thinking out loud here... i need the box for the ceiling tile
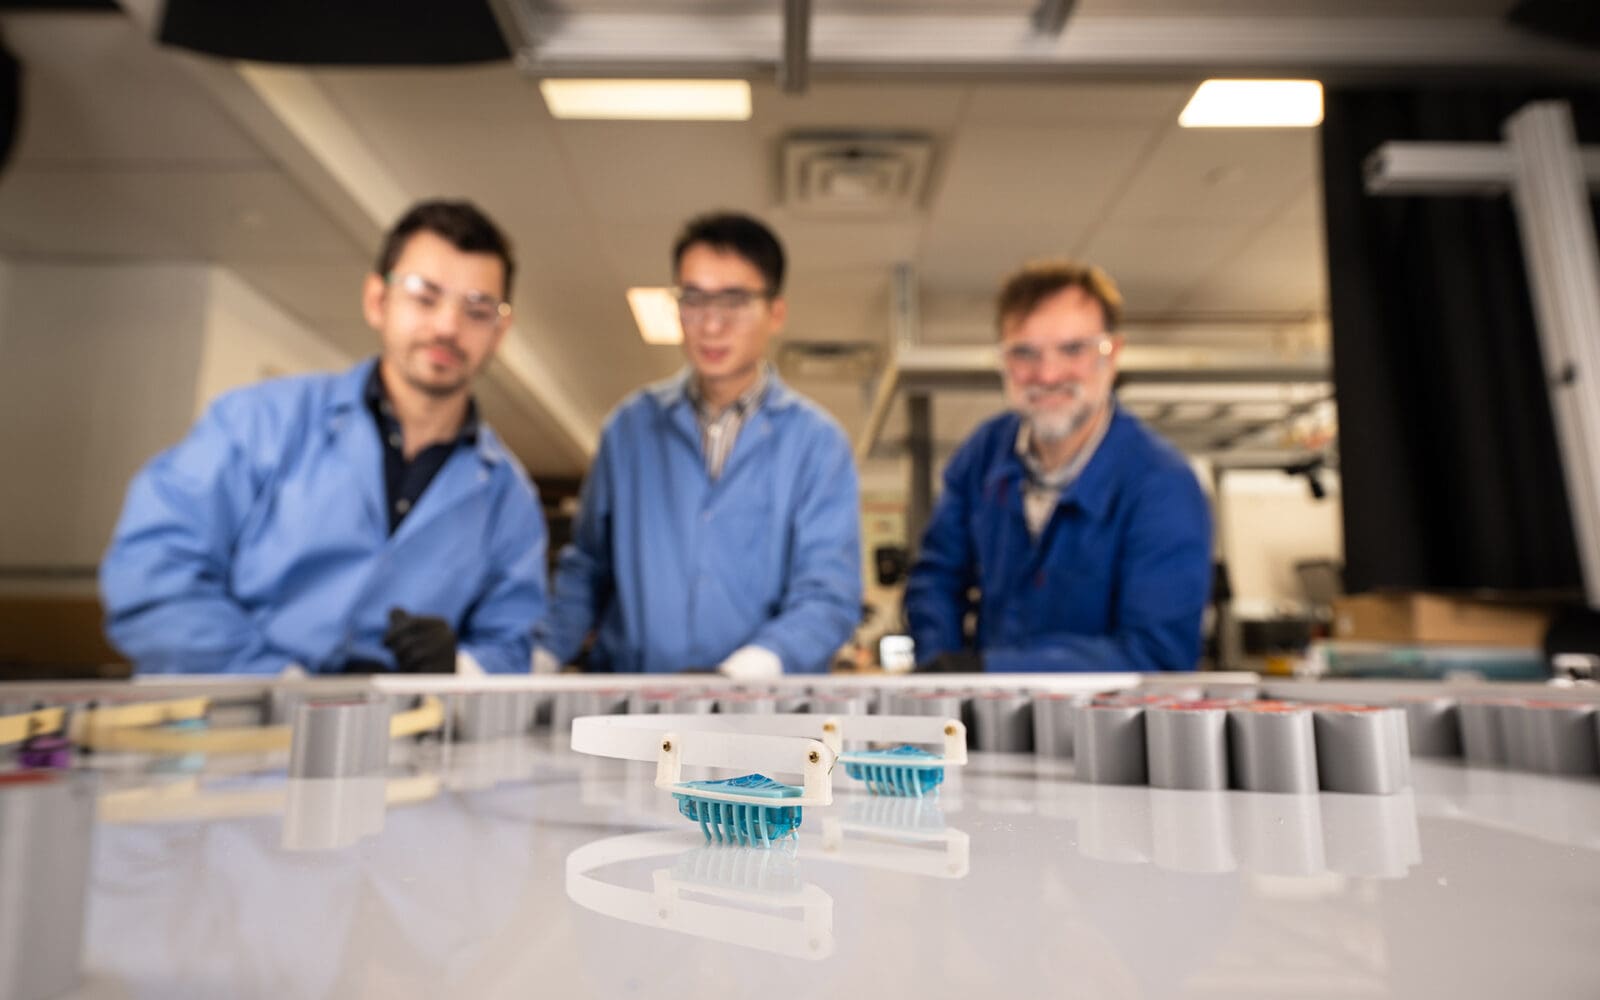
[930,124,1159,228]
[555,121,770,223]
[1101,125,1318,227]
[1172,223,1327,314]
[314,65,583,222]
[1078,222,1252,315]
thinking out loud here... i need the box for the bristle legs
[844,761,943,797]
[678,796,799,846]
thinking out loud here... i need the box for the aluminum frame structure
[1365,101,1600,608]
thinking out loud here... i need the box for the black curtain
[0,33,17,175]
[1322,88,1599,594]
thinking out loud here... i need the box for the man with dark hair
[904,259,1212,672]
[101,200,546,674]
[535,211,861,677]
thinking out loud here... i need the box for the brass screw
[662,740,672,752]
[822,722,837,733]
[808,750,820,764]
[944,724,957,736]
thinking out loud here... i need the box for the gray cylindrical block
[1229,705,1319,794]
[719,694,776,715]
[1510,702,1600,776]
[1032,694,1080,759]
[676,693,718,715]
[971,692,1033,753]
[550,691,580,735]
[1313,706,1410,794]
[903,692,965,721]
[1074,704,1147,785]
[1146,705,1230,790]
[811,694,868,717]
[290,698,389,779]
[1399,697,1462,757]
[885,690,932,716]
[628,689,677,714]
[509,691,541,735]
[552,689,629,734]
[454,692,505,742]
[1459,700,1510,765]
[776,694,811,713]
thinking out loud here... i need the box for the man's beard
[1007,378,1093,443]
[403,341,472,398]
[1028,403,1092,443]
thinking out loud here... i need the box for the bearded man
[904,260,1212,673]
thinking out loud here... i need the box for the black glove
[383,608,457,674]
[917,650,984,674]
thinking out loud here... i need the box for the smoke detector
[781,132,935,217]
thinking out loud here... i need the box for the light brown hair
[995,259,1123,336]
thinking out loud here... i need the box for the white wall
[0,259,350,577]
[194,268,352,412]
[0,262,210,572]
[0,260,10,356]
[1218,469,1343,614]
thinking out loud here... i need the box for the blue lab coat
[905,406,1212,672]
[537,371,861,674]
[100,359,546,674]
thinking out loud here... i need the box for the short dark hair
[671,212,786,295]
[995,259,1123,335]
[374,200,516,301]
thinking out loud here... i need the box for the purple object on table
[18,736,72,770]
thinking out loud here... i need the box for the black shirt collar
[363,364,479,445]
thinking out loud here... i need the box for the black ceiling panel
[158,0,510,66]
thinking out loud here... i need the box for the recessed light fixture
[1178,80,1324,128]
[627,287,683,345]
[540,79,752,121]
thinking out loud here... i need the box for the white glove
[532,647,562,675]
[455,650,486,677]
[717,645,782,681]
[279,663,308,679]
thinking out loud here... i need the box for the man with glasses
[100,200,546,674]
[904,260,1211,672]
[535,212,860,677]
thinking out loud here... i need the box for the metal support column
[907,394,933,557]
[1504,103,1600,607]
[779,0,811,94]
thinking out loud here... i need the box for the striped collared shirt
[686,367,769,480]
[1016,404,1112,538]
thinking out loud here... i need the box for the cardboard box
[1331,592,1553,647]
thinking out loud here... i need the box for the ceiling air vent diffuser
[780,132,934,217]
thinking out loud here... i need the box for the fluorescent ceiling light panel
[627,287,683,345]
[540,79,751,121]
[1179,80,1323,128]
